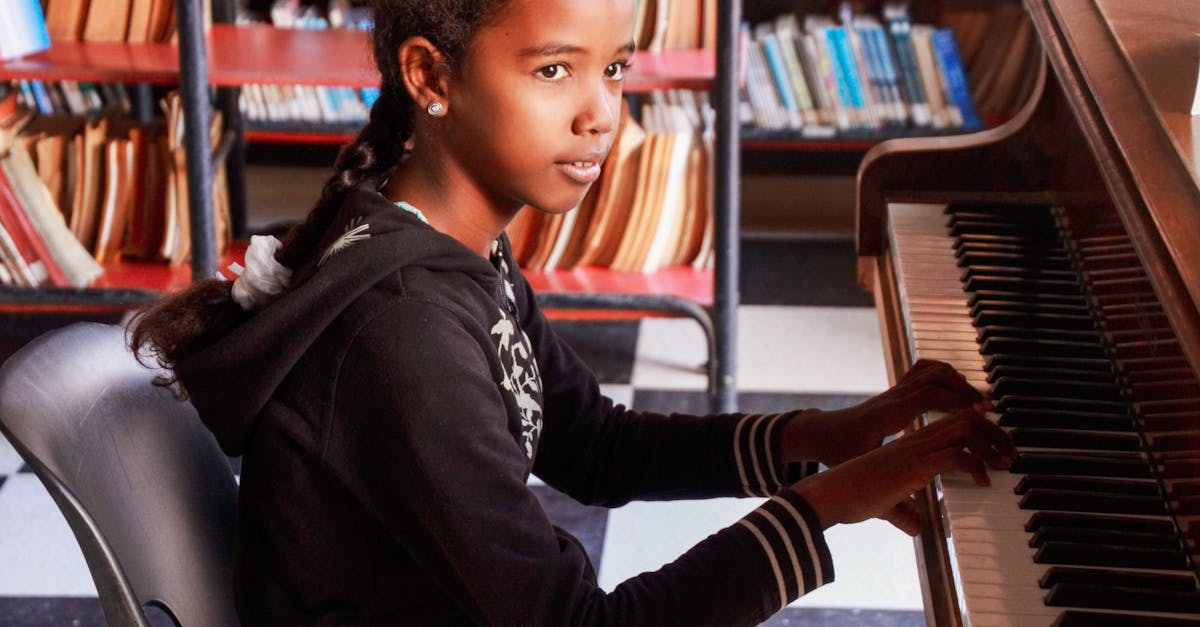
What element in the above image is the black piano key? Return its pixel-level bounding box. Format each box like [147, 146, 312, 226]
[956, 233, 1066, 248]
[996, 395, 1129, 416]
[1029, 526, 1181, 550]
[950, 220, 1061, 238]
[993, 378, 1124, 404]
[1008, 452, 1152, 478]
[980, 337, 1108, 359]
[1014, 475, 1159, 496]
[978, 325, 1108, 344]
[968, 289, 1090, 309]
[972, 299, 1094, 318]
[1054, 610, 1200, 626]
[999, 409, 1135, 432]
[987, 365, 1117, 385]
[983, 353, 1115, 374]
[973, 311, 1097, 331]
[965, 275, 1084, 297]
[1009, 428, 1142, 451]
[1018, 489, 1167, 515]
[1026, 511, 1176, 535]
[1034, 541, 1188, 569]
[1045, 583, 1200, 614]
[961, 263, 1077, 280]
[1040, 566, 1197, 592]
[957, 251, 1073, 272]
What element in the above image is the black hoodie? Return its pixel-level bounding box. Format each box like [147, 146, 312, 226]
[177, 187, 834, 626]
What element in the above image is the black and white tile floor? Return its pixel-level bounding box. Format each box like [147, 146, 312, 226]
[0, 241, 925, 626]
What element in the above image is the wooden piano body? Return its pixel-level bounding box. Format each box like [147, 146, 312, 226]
[857, 0, 1200, 625]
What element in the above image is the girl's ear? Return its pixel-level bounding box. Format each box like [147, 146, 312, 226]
[398, 36, 451, 116]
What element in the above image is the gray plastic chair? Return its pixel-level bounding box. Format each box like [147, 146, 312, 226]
[0, 322, 239, 627]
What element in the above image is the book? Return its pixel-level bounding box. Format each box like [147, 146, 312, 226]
[44, 0, 91, 41]
[0, 146, 102, 287]
[82, 0, 130, 42]
[931, 28, 982, 130]
[0, 0, 52, 60]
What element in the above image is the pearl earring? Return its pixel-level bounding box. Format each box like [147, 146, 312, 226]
[427, 101, 445, 117]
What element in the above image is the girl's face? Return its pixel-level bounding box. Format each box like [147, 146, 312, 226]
[442, 0, 635, 216]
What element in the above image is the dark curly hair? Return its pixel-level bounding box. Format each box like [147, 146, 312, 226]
[130, 0, 511, 373]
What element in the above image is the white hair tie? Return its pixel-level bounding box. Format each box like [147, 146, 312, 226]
[230, 235, 293, 312]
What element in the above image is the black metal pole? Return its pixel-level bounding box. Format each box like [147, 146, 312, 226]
[211, 0, 248, 239]
[714, 0, 741, 412]
[175, 0, 216, 282]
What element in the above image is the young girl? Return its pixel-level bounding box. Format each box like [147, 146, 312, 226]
[131, 1, 1014, 625]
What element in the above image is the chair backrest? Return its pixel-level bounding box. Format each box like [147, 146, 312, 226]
[0, 322, 238, 627]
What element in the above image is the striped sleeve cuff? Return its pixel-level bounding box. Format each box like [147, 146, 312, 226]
[733, 413, 821, 497]
[735, 489, 834, 611]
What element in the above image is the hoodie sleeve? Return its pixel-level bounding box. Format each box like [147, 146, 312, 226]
[512, 274, 820, 506]
[329, 298, 833, 627]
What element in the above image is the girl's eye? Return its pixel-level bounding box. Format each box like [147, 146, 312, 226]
[605, 61, 629, 81]
[538, 64, 568, 80]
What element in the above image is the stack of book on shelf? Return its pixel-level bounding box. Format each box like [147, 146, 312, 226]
[237, 1, 378, 137]
[740, 1, 1033, 141]
[631, 0, 718, 51]
[9, 79, 132, 118]
[507, 92, 713, 275]
[41, 0, 208, 43]
[0, 88, 230, 289]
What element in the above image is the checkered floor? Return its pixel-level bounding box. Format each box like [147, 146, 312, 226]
[0, 241, 927, 626]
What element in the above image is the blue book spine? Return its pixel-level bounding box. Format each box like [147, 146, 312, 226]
[932, 28, 981, 129]
[819, 29, 854, 125]
[29, 80, 54, 114]
[761, 34, 799, 118]
[0, 0, 50, 61]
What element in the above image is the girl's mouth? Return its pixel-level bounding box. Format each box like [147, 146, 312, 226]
[555, 161, 602, 184]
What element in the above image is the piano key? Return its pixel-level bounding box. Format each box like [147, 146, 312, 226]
[996, 395, 1129, 415]
[1025, 512, 1177, 535]
[1009, 452, 1153, 478]
[1045, 583, 1200, 614]
[972, 299, 1094, 318]
[1018, 489, 1168, 515]
[1029, 527, 1181, 550]
[957, 251, 1074, 271]
[998, 409, 1135, 432]
[996, 396, 1130, 416]
[1033, 542, 1189, 570]
[987, 365, 1117, 385]
[978, 326, 1109, 345]
[983, 354, 1115, 373]
[969, 290, 1090, 309]
[993, 378, 1124, 404]
[1039, 567, 1196, 591]
[974, 311, 1098, 331]
[980, 337, 1108, 359]
[1014, 475, 1160, 496]
[1009, 428, 1142, 451]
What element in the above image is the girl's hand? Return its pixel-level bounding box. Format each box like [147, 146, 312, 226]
[780, 359, 989, 468]
[790, 409, 1015, 536]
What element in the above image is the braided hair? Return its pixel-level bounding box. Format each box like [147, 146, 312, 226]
[130, 0, 510, 373]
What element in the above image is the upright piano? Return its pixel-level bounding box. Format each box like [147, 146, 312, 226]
[856, 1, 1200, 625]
